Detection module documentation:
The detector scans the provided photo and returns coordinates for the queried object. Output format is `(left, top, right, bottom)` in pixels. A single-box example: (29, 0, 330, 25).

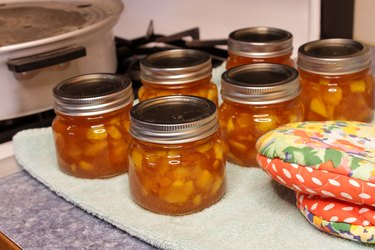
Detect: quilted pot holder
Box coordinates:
(297, 192, 375, 243)
(256, 120, 375, 243)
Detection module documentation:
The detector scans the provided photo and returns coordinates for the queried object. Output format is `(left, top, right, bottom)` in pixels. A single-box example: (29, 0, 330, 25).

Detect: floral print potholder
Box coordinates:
(256, 121, 375, 244)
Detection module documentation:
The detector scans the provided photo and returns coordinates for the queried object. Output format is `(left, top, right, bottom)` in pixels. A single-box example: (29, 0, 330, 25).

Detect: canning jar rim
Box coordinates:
(130, 95, 219, 144)
(297, 38, 371, 75)
(228, 26, 293, 58)
(53, 73, 134, 116)
(140, 49, 212, 85)
(221, 63, 301, 105)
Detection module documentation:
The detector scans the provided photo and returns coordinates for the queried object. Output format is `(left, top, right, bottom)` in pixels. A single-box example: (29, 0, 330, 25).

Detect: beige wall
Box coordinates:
(354, 0, 375, 46)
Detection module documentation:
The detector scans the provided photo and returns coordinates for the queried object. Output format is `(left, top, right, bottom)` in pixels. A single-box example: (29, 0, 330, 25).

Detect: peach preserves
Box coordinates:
(219, 63, 304, 167)
(297, 39, 374, 122)
(128, 95, 226, 215)
(52, 73, 134, 178)
(226, 27, 294, 69)
(139, 49, 218, 105)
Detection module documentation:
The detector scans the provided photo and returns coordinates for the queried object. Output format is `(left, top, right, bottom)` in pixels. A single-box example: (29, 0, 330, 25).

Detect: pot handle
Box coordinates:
(7, 46, 86, 73)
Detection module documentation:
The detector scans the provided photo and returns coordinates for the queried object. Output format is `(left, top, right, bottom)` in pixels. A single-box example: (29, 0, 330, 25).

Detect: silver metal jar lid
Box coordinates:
(53, 73, 133, 116)
(140, 49, 212, 85)
(297, 38, 371, 75)
(221, 63, 300, 105)
(130, 95, 218, 144)
(0, 0, 123, 50)
(228, 27, 293, 58)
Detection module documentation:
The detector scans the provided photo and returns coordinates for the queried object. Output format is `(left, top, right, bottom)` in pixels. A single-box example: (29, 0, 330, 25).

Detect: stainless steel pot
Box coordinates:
(0, 0, 123, 120)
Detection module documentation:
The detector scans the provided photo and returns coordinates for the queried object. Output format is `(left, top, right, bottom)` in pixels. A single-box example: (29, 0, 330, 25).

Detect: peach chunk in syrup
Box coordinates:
(128, 132, 226, 215)
(52, 106, 132, 179)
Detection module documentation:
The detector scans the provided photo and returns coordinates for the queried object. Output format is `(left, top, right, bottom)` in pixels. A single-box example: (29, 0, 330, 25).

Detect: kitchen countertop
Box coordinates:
(0, 156, 155, 249)
(0, 141, 20, 178)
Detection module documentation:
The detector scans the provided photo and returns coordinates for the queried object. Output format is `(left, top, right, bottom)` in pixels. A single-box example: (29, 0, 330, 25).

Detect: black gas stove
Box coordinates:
(0, 22, 228, 143)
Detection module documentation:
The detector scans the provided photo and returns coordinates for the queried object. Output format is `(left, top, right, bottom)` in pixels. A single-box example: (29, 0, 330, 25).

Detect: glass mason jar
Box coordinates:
(297, 38, 374, 122)
(219, 63, 304, 167)
(226, 26, 294, 69)
(138, 49, 219, 106)
(128, 95, 226, 215)
(52, 73, 134, 179)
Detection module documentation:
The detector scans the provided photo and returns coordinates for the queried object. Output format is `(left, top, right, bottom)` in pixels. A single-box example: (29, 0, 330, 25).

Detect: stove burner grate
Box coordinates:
(115, 21, 228, 98)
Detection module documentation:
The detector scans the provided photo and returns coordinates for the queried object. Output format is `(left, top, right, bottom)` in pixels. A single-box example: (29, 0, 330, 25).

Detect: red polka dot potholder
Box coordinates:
(256, 121, 375, 206)
(296, 192, 375, 243)
(257, 154, 375, 206)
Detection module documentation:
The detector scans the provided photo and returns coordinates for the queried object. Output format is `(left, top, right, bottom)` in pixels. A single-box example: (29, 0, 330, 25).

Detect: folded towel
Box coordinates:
(12, 128, 371, 249)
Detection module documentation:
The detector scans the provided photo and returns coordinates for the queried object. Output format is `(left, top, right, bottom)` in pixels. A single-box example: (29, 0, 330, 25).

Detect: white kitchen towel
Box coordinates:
(12, 128, 373, 250)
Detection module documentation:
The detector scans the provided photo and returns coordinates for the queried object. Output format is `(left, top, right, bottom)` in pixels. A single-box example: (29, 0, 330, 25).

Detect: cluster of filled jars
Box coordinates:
(51, 26, 374, 216)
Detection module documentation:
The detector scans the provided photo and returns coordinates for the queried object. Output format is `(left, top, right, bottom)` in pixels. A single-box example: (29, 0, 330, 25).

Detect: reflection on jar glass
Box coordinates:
(128, 95, 226, 215)
(297, 38, 374, 122)
(219, 63, 304, 167)
(226, 26, 294, 69)
(139, 49, 218, 106)
(52, 73, 134, 179)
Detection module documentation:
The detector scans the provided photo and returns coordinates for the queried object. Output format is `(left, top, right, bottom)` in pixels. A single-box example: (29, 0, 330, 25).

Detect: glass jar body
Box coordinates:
(138, 76, 219, 106)
(219, 98, 304, 167)
(299, 69, 374, 122)
(128, 130, 226, 215)
(226, 52, 294, 70)
(52, 104, 132, 178)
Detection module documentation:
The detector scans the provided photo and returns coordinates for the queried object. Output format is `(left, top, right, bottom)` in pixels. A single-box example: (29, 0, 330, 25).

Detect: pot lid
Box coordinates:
(0, 0, 123, 49)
